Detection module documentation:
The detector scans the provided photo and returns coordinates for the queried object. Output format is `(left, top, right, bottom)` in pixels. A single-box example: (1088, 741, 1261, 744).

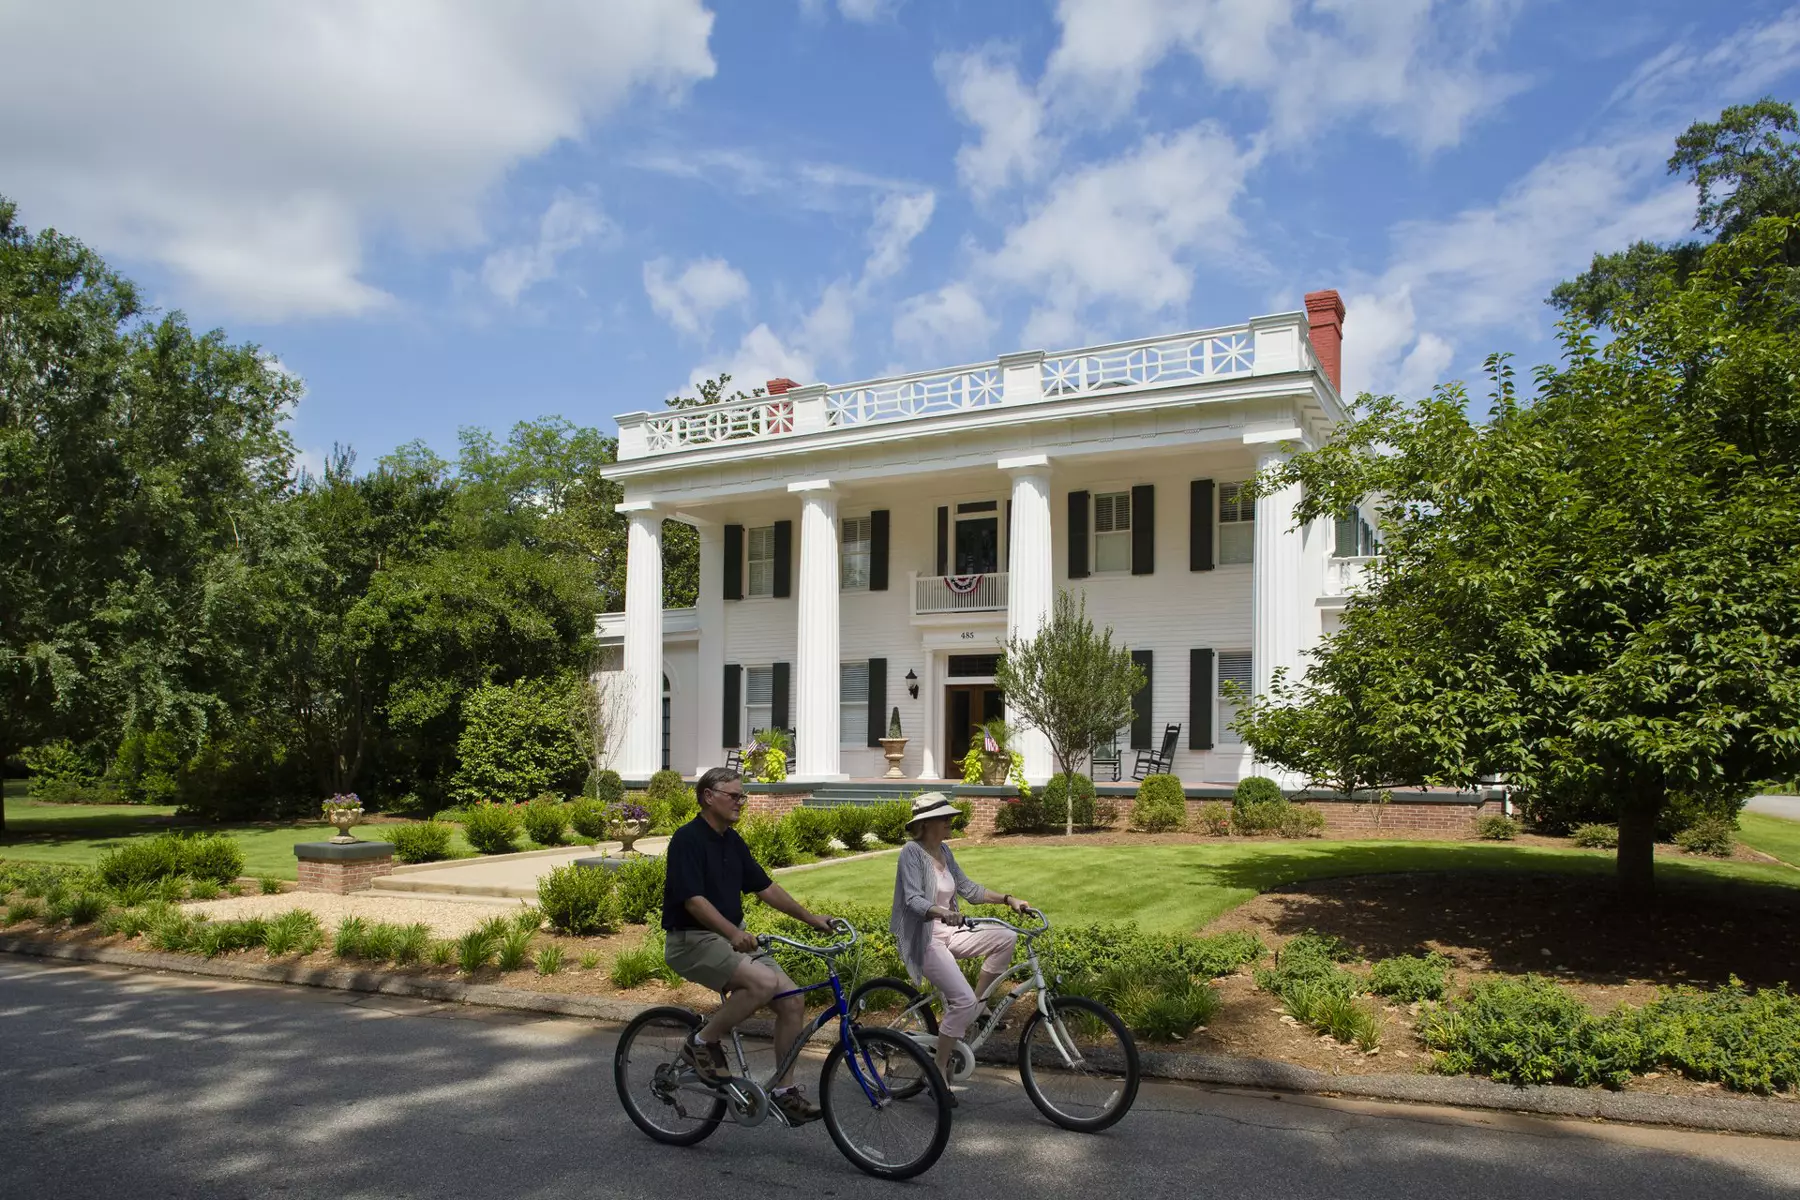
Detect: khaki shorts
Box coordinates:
(664, 928, 798, 995)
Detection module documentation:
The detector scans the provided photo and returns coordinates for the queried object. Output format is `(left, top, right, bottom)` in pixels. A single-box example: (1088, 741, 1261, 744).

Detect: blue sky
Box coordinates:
(5, 1, 1799, 474)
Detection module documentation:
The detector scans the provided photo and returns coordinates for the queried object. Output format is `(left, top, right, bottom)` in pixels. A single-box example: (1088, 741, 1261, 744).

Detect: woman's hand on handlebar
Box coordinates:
(1005, 895, 1032, 915)
(932, 906, 965, 927)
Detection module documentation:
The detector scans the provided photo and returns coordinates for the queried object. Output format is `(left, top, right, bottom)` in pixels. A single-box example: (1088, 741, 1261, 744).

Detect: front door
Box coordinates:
(945, 684, 1005, 775)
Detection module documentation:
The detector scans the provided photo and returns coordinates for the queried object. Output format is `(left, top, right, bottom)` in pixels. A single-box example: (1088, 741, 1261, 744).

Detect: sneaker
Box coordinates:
(774, 1087, 823, 1124)
(680, 1034, 730, 1087)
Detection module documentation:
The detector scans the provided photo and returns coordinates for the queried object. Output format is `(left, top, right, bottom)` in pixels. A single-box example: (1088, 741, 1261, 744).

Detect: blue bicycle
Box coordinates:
(612, 918, 954, 1180)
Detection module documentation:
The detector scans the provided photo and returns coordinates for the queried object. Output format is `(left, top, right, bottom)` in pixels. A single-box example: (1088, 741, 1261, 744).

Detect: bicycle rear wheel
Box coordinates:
(847, 976, 939, 1036)
(820, 1026, 952, 1180)
(613, 1006, 726, 1145)
(1017, 994, 1139, 1132)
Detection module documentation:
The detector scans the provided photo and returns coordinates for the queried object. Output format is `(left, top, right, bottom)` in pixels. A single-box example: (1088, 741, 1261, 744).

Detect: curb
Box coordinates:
(2, 936, 1794, 1138)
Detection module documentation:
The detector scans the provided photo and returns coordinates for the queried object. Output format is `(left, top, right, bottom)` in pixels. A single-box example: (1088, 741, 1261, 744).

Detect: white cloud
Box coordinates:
(864, 191, 937, 282)
(938, 49, 1057, 197)
(1045, 0, 1526, 152)
(632, 147, 919, 216)
(893, 283, 997, 358)
(798, 0, 898, 21)
(686, 324, 816, 397)
(1608, 8, 1800, 117)
(481, 191, 613, 305)
(644, 256, 753, 338)
(0, 1, 715, 320)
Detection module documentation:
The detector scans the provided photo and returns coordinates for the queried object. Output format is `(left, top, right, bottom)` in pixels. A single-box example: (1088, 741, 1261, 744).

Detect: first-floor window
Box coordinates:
(747, 526, 776, 598)
(841, 516, 872, 590)
(745, 666, 773, 737)
(1094, 490, 1132, 573)
(1219, 483, 1254, 564)
(840, 661, 869, 745)
(1217, 651, 1253, 741)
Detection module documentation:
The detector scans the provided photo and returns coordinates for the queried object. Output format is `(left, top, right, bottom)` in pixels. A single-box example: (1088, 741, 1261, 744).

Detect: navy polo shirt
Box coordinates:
(661, 816, 773, 932)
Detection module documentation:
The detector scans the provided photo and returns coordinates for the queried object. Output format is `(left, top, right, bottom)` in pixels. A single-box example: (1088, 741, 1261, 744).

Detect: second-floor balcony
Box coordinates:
(913, 571, 1008, 616)
(1321, 556, 1377, 605)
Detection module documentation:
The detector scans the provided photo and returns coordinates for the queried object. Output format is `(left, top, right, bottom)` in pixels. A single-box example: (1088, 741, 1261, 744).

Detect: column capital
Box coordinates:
(786, 479, 838, 496)
(614, 499, 664, 516)
(997, 453, 1051, 473)
(670, 509, 720, 529)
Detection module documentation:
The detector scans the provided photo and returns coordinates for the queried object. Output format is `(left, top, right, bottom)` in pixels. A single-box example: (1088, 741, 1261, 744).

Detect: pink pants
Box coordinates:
(918, 925, 1019, 1038)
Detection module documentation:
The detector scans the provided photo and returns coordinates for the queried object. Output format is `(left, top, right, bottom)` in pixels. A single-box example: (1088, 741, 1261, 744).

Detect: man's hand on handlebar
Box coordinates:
(728, 928, 758, 953)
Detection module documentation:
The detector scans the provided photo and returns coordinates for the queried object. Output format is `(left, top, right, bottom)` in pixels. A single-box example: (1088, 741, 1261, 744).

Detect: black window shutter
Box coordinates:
(723, 524, 744, 599)
(1334, 513, 1358, 557)
(1130, 650, 1153, 749)
(723, 664, 742, 748)
(1189, 649, 1214, 750)
(1067, 490, 1090, 579)
(866, 658, 887, 747)
(935, 506, 949, 577)
(1131, 484, 1155, 575)
(772, 520, 792, 598)
(1189, 481, 1214, 571)
(870, 510, 890, 591)
(772, 662, 790, 731)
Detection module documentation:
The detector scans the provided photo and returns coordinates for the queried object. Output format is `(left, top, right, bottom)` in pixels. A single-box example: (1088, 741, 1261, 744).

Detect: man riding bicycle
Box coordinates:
(662, 766, 835, 1125)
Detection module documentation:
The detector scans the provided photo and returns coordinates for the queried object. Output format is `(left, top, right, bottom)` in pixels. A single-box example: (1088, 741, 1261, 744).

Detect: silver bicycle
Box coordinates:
(847, 907, 1140, 1132)
(613, 918, 954, 1181)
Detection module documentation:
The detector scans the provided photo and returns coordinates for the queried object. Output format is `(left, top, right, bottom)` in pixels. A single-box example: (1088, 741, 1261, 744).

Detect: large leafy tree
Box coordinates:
(1241, 216, 1800, 898)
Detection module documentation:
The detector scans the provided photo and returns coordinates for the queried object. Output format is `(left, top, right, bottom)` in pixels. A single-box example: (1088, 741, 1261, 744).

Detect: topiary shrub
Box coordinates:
(537, 863, 621, 936)
(785, 807, 835, 857)
(1231, 799, 1288, 836)
(1277, 804, 1326, 839)
(739, 814, 795, 868)
(522, 794, 569, 847)
(569, 797, 609, 842)
(1234, 776, 1284, 807)
(1131, 774, 1186, 832)
(614, 854, 667, 925)
(1197, 801, 1232, 836)
(832, 804, 875, 852)
(1675, 817, 1736, 858)
(1475, 814, 1519, 841)
(591, 769, 626, 805)
(463, 802, 523, 855)
(1043, 773, 1097, 829)
(870, 800, 911, 846)
(1571, 823, 1619, 849)
(646, 769, 687, 806)
(450, 675, 588, 804)
(96, 832, 242, 887)
(389, 821, 454, 863)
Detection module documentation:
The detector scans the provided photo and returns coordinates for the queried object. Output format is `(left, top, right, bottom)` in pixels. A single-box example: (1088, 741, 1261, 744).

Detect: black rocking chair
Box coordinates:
(723, 748, 743, 772)
(1131, 724, 1181, 781)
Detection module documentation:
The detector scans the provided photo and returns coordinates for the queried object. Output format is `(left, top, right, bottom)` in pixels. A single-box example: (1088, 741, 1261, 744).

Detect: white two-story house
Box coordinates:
(597, 290, 1372, 786)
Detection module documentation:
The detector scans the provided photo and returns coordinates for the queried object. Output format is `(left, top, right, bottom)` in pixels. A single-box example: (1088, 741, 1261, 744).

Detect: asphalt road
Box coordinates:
(3, 960, 1798, 1199)
(1749, 794, 1800, 821)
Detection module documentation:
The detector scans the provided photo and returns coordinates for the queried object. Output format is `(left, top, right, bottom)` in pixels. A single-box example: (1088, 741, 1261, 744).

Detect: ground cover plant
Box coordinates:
(1255, 932, 1380, 1050)
(1367, 952, 1451, 1002)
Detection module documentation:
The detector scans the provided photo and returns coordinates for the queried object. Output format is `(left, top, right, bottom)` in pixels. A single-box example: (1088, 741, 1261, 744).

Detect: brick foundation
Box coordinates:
(1180, 796, 1500, 835)
(742, 792, 807, 820)
(294, 842, 396, 894)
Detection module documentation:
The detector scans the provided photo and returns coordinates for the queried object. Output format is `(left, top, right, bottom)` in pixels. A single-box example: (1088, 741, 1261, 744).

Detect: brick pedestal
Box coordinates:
(295, 841, 396, 894)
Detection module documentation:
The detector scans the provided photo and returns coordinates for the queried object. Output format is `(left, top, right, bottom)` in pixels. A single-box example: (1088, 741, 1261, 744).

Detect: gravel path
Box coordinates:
(182, 891, 528, 937)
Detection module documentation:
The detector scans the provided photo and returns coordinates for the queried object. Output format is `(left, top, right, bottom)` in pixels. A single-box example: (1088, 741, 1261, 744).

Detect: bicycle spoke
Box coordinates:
(823, 1027, 948, 1178)
(1018, 995, 1139, 1132)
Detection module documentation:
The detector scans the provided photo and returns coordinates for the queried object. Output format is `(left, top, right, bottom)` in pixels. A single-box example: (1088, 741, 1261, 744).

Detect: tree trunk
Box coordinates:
(1616, 787, 1660, 901)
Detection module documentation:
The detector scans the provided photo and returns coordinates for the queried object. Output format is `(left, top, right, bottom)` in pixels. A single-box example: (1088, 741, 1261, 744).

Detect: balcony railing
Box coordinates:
(1324, 556, 1377, 598)
(913, 572, 1008, 615)
(1041, 329, 1254, 397)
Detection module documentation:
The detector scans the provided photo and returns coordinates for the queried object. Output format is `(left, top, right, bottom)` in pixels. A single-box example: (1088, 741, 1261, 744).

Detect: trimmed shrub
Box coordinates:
(22, 740, 100, 798)
(1197, 801, 1232, 836)
(994, 792, 1045, 833)
(1278, 804, 1327, 839)
(738, 815, 795, 869)
(1675, 817, 1736, 858)
(462, 802, 523, 855)
(591, 769, 626, 805)
(870, 800, 911, 846)
(96, 833, 242, 888)
(569, 798, 608, 841)
(182, 835, 244, 884)
(1369, 953, 1451, 1002)
(785, 807, 836, 857)
(1475, 814, 1519, 841)
(1234, 776, 1284, 807)
(646, 769, 687, 805)
(522, 795, 570, 847)
(831, 804, 875, 851)
(1231, 799, 1288, 836)
(450, 675, 588, 805)
(1043, 773, 1097, 829)
(389, 822, 454, 864)
(1571, 823, 1619, 849)
(950, 799, 973, 834)
(1131, 774, 1186, 832)
(537, 863, 622, 936)
(614, 854, 666, 925)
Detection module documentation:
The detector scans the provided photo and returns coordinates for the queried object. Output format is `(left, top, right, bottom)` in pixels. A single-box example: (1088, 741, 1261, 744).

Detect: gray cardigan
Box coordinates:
(889, 839, 986, 984)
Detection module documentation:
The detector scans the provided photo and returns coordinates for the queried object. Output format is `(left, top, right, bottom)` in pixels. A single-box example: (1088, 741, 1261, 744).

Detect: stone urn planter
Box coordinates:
(879, 737, 909, 779)
(980, 753, 1010, 786)
(614, 818, 648, 855)
(325, 806, 364, 844)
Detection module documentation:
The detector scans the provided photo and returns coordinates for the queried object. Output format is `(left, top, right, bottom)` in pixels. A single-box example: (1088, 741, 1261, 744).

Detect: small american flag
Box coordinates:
(983, 732, 999, 754)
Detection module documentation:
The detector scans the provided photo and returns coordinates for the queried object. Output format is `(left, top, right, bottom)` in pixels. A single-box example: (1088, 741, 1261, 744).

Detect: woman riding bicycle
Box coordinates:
(888, 792, 1031, 1097)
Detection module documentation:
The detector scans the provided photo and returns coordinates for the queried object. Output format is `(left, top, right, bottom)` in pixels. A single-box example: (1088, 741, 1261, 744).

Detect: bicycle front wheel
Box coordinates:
(1017, 994, 1140, 1132)
(613, 1006, 725, 1146)
(847, 975, 939, 1036)
(820, 1026, 952, 1180)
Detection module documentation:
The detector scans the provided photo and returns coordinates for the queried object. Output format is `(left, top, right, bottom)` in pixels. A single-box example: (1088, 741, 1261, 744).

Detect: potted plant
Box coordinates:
(609, 801, 651, 854)
(745, 727, 792, 784)
(973, 717, 1013, 785)
(321, 793, 364, 843)
(878, 706, 908, 779)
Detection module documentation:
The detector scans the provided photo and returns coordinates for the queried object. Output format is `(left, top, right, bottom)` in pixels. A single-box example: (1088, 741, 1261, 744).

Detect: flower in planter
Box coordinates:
(609, 802, 651, 825)
(321, 793, 362, 814)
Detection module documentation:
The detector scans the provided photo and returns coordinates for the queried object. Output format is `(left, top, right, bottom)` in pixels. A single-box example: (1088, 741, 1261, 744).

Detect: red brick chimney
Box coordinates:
(765, 377, 799, 395)
(1304, 290, 1345, 392)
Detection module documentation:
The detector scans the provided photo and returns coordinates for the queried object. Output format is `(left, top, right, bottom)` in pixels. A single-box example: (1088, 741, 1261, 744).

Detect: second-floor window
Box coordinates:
(841, 516, 871, 591)
(1094, 491, 1132, 573)
(747, 525, 776, 598)
(1334, 512, 1378, 557)
(1219, 483, 1254, 564)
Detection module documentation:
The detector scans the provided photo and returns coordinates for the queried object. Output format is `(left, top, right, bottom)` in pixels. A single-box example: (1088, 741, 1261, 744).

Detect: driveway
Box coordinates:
(2, 959, 1797, 1198)
(1748, 795, 1800, 821)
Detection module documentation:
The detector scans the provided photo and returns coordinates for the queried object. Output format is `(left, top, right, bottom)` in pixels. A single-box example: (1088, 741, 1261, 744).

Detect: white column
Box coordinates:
(618, 504, 664, 781)
(919, 649, 939, 779)
(789, 480, 844, 780)
(1250, 448, 1303, 781)
(694, 523, 726, 771)
(1001, 455, 1055, 783)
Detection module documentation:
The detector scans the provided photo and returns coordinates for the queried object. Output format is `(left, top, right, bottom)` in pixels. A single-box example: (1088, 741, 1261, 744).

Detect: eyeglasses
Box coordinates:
(709, 787, 745, 801)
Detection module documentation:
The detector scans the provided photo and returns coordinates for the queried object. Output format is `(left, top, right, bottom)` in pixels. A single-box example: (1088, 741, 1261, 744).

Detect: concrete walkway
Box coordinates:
(373, 838, 669, 901)
(1748, 794, 1800, 821)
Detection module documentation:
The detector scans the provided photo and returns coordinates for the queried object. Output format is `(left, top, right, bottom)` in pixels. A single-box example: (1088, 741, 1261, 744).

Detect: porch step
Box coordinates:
(803, 781, 927, 807)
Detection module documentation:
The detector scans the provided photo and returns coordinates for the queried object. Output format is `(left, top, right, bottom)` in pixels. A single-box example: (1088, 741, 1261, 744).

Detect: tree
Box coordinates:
(1244, 217, 1800, 899)
(994, 590, 1144, 835)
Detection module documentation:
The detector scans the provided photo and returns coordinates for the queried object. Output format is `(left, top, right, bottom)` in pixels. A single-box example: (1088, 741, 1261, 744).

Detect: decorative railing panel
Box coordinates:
(1324, 556, 1377, 597)
(827, 366, 1002, 429)
(914, 572, 1009, 615)
(641, 397, 795, 453)
(1041, 331, 1254, 397)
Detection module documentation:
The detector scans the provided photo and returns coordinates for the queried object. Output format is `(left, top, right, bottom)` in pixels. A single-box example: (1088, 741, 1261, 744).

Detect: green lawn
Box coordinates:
(1740, 812, 1800, 868)
(781, 840, 1800, 933)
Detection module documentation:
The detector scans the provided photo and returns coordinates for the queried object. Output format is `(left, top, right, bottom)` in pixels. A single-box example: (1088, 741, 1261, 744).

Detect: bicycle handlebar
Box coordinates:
(755, 916, 860, 958)
(956, 906, 1051, 937)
